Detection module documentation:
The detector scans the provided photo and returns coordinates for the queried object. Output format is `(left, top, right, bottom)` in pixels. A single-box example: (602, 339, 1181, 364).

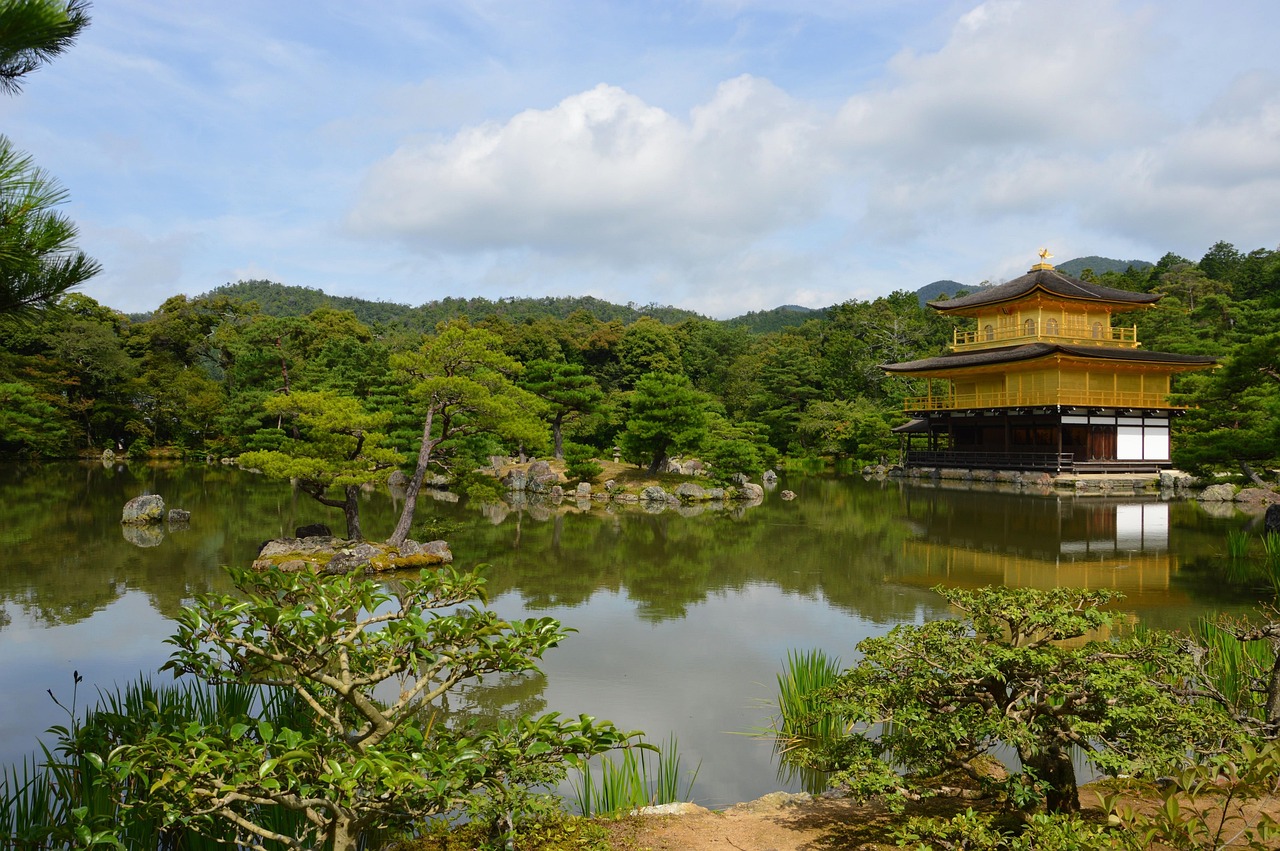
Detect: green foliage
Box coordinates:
(1195, 617, 1276, 730)
(116, 566, 639, 851)
(571, 734, 698, 817)
(398, 809, 612, 851)
(238, 389, 402, 540)
(1102, 741, 1280, 850)
(0, 135, 100, 323)
(0, 380, 67, 455)
(202, 280, 706, 333)
(796, 397, 900, 463)
(563, 441, 602, 481)
(388, 321, 549, 543)
(892, 808, 1120, 850)
(0, 0, 90, 95)
(522, 359, 603, 459)
(806, 586, 1213, 814)
(618, 372, 708, 474)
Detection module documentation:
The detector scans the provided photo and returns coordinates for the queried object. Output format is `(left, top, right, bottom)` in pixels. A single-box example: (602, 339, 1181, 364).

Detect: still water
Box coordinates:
(0, 462, 1267, 807)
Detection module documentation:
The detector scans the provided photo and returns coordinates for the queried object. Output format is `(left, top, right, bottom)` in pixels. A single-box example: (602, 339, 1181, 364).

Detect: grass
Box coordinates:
(570, 735, 699, 817)
(1227, 529, 1252, 560)
(775, 648, 845, 742)
(1, 674, 318, 851)
(769, 648, 848, 794)
(1197, 617, 1276, 723)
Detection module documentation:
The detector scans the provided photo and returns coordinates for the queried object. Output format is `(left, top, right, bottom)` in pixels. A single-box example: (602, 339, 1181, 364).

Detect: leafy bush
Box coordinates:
(798, 586, 1213, 814)
(563, 441, 602, 481)
(112, 566, 640, 851)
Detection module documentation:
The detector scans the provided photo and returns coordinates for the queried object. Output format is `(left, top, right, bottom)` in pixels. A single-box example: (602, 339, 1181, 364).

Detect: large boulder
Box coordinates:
(167, 509, 191, 526)
(122, 494, 165, 526)
(762, 469, 778, 485)
(501, 468, 528, 491)
(1199, 483, 1238, 502)
(526, 460, 561, 493)
(1267, 504, 1280, 535)
(739, 482, 765, 502)
(674, 482, 709, 502)
(641, 486, 669, 502)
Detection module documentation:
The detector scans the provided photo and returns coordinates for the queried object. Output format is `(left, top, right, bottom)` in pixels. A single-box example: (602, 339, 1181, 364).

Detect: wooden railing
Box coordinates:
(904, 450, 1075, 472)
(903, 451, 1167, 474)
(902, 390, 1179, 412)
(952, 325, 1139, 351)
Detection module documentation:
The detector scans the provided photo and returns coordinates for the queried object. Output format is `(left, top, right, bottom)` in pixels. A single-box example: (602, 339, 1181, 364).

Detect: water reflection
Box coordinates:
(893, 490, 1184, 608)
(0, 463, 1264, 805)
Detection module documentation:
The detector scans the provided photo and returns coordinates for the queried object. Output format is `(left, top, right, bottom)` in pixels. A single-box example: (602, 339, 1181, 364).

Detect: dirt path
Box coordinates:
(603, 792, 940, 851)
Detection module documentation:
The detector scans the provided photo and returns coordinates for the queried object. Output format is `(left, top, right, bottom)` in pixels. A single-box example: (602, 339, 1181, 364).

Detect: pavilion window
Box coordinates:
(984, 323, 994, 341)
(1046, 317, 1058, 335)
(1024, 318, 1036, 336)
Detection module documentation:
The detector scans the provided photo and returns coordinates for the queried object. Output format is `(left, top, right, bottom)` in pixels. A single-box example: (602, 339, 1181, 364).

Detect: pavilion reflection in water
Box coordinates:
(898, 489, 1182, 608)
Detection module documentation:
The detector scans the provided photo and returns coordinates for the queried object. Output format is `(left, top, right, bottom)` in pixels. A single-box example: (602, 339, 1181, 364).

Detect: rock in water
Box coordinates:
(122, 494, 165, 525)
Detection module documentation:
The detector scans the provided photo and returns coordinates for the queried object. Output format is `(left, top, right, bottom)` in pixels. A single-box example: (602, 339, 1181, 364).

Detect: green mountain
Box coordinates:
(724, 304, 825, 333)
(1055, 256, 1153, 278)
(196, 280, 707, 330)
(914, 279, 971, 306)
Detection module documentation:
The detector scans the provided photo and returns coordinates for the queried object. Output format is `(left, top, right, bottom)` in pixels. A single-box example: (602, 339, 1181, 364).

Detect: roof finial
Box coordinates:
(1032, 247, 1055, 271)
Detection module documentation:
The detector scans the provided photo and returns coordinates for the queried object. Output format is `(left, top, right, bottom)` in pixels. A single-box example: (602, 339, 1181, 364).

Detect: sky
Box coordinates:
(4, 0, 1280, 319)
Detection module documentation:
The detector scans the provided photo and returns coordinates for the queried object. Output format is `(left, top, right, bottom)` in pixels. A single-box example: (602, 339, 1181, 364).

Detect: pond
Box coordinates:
(0, 461, 1268, 807)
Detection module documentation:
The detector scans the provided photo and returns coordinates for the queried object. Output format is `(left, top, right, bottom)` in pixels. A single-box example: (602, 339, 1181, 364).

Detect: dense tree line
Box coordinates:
(2, 242, 1278, 479)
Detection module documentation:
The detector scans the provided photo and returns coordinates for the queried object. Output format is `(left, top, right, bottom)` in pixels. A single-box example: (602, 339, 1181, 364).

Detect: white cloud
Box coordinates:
(347, 75, 827, 263)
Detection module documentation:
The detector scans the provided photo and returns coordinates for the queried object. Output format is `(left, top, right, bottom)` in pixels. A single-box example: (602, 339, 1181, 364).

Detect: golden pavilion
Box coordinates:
(881, 251, 1216, 473)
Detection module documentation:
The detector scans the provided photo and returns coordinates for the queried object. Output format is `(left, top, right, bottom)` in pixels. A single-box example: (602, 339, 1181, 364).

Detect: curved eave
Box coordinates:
(881, 343, 1217, 377)
(926, 269, 1160, 316)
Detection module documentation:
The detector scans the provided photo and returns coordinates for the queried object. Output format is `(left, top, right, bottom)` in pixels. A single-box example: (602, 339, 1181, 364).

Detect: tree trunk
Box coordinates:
(1021, 745, 1079, 813)
(552, 412, 565, 460)
(1242, 460, 1269, 488)
(328, 812, 359, 851)
(343, 485, 362, 542)
(388, 406, 436, 546)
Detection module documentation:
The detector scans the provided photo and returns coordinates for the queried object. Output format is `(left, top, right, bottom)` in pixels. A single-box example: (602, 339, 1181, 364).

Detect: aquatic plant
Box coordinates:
(570, 734, 699, 816)
(775, 648, 845, 742)
(1196, 617, 1275, 724)
(1227, 529, 1252, 560)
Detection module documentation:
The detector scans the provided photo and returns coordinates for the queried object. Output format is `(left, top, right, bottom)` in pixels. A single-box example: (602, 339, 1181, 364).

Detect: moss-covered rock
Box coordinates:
(252, 537, 453, 574)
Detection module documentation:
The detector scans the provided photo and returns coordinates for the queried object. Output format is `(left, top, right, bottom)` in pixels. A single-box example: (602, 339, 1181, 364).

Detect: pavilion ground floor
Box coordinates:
(895, 407, 1177, 473)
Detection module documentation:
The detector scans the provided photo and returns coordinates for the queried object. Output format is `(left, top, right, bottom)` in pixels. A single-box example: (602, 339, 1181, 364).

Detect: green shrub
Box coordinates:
(563, 441, 602, 481)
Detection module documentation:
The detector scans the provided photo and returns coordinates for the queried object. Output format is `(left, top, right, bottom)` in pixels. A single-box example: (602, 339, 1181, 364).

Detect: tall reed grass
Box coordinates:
(1197, 617, 1275, 724)
(774, 648, 848, 743)
(570, 734, 699, 816)
(1227, 529, 1252, 560)
(1, 674, 318, 851)
(769, 649, 848, 794)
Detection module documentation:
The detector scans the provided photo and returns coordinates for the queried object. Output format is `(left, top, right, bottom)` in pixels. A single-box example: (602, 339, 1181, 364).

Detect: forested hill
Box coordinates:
(723, 304, 826, 333)
(197, 280, 708, 330)
(914, 280, 970, 305)
(169, 257, 1148, 331)
(1055, 256, 1153, 277)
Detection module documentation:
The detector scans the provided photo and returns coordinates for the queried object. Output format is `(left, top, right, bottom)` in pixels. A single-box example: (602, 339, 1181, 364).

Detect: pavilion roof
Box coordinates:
(929, 268, 1159, 313)
(881, 342, 1217, 374)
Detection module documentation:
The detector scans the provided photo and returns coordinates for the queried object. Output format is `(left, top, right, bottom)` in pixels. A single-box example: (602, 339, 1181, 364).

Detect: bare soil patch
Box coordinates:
(599, 784, 1280, 850)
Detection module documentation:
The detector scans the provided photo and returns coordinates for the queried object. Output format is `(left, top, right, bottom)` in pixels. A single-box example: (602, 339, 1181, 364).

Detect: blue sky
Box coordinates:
(4, 0, 1280, 317)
